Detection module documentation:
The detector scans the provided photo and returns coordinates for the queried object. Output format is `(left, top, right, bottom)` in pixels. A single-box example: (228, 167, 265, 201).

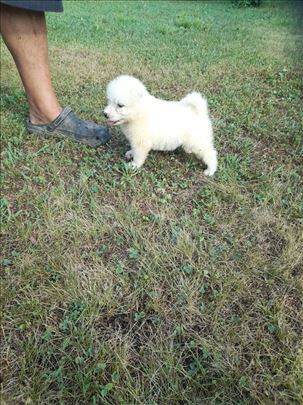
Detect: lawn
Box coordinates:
(1, 1, 302, 404)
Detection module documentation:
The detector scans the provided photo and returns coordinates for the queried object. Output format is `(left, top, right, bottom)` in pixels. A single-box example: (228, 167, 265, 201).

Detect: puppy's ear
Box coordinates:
(131, 88, 146, 100)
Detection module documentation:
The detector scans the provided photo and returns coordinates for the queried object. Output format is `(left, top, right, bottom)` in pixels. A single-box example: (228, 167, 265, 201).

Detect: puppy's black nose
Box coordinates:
(104, 112, 109, 119)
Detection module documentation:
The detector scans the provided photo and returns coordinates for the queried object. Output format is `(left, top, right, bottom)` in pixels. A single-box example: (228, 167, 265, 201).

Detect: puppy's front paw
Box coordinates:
(204, 169, 215, 176)
(129, 161, 143, 169)
(128, 162, 138, 169)
(125, 150, 133, 160)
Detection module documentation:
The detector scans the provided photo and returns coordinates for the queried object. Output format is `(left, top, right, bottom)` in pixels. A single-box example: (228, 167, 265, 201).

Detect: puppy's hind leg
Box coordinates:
(196, 146, 218, 176)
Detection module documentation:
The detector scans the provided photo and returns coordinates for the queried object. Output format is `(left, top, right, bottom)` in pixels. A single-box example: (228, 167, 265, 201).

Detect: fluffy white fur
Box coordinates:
(104, 75, 217, 176)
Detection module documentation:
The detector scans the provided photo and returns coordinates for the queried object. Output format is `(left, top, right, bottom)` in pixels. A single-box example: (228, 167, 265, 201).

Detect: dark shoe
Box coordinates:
(26, 106, 111, 147)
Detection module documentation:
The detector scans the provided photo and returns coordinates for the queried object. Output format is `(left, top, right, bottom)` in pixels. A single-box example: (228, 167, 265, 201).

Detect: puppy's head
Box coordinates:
(104, 75, 149, 126)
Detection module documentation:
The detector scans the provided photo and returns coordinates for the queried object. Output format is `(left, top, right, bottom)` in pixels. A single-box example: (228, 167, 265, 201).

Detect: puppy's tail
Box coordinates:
(180, 92, 208, 116)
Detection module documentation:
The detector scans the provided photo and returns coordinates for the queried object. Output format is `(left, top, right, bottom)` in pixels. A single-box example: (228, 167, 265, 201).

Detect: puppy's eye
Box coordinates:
(117, 103, 124, 108)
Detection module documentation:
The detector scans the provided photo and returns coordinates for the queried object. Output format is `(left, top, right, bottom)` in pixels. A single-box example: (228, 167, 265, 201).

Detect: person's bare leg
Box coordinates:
(0, 4, 62, 124)
(0, 3, 110, 146)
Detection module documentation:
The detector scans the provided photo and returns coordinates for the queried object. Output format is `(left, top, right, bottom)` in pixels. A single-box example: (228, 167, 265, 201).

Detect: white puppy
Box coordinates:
(104, 75, 217, 176)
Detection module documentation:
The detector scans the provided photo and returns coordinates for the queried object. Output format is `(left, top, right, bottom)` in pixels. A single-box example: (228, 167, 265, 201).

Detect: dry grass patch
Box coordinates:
(1, 1, 303, 403)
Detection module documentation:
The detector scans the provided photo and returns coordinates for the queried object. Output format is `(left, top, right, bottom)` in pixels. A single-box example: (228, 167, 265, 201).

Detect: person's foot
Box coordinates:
(26, 106, 111, 147)
(29, 103, 63, 125)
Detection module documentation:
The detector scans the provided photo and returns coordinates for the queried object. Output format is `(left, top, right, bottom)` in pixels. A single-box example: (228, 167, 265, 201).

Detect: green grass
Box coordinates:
(1, 1, 302, 403)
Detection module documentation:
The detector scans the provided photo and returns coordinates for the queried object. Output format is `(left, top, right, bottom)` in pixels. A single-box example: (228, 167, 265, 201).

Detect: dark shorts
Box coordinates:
(0, 0, 63, 12)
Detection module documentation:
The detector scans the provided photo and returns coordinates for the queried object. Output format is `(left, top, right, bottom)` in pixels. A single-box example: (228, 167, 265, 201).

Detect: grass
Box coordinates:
(1, 0, 302, 403)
